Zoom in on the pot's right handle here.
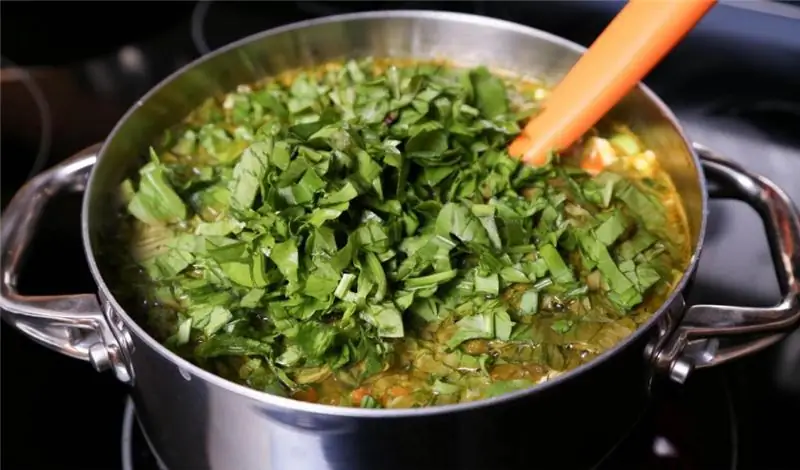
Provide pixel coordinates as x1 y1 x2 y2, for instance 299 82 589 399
0 143 132 383
652 143 800 384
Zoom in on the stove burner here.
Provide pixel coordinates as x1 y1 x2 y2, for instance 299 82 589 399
0 56 53 180
293 1 454 18
190 0 297 55
122 399 169 470
190 1 213 56
121 375 736 470
188 1 470 56
718 100 800 147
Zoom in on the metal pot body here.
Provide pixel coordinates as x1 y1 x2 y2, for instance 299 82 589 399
129 319 660 470
2 11 799 470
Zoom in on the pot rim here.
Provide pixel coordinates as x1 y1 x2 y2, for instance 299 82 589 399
82 9 709 418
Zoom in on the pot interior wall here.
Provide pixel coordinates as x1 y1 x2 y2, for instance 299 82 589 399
85 11 704 299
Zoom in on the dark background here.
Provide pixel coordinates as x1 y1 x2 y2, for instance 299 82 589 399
2 2 800 469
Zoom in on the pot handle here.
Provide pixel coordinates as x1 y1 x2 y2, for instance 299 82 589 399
0 143 132 383
652 143 800 384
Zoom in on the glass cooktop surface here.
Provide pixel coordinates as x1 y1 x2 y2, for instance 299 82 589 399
2 2 799 470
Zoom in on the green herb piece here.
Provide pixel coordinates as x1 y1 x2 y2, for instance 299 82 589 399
125 148 187 225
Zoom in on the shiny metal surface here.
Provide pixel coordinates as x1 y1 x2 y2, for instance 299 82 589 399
0 143 133 383
652 144 800 383
122 398 170 470
0 10 798 470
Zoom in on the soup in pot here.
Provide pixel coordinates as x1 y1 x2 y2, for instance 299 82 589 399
104 58 691 408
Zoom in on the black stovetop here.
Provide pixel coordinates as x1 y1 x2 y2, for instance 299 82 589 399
2 2 800 470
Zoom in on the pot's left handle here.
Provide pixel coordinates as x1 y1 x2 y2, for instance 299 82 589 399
0 143 133 383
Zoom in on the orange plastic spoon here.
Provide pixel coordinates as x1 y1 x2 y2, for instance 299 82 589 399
509 0 716 165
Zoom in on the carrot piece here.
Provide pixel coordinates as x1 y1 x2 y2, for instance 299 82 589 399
387 386 410 397
350 387 371 405
580 149 606 176
293 387 318 403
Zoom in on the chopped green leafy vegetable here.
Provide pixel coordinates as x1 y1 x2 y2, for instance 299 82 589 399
107 58 690 408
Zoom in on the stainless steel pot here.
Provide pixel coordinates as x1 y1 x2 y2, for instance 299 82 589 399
2 11 799 470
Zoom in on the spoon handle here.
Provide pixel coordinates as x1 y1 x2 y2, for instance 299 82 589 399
509 0 716 164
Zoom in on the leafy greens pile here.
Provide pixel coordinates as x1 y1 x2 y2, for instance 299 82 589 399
115 58 685 404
